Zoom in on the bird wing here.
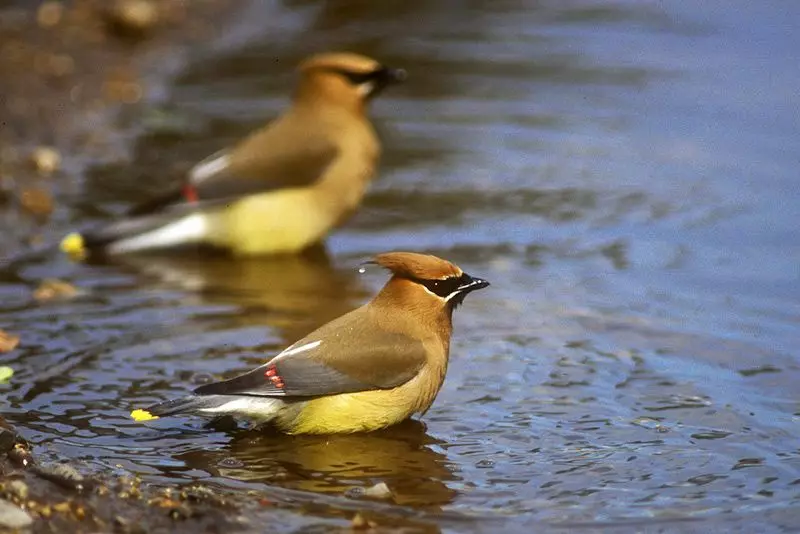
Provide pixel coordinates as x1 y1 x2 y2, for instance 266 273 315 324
186 115 340 200
126 115 340 217
193 308 427 398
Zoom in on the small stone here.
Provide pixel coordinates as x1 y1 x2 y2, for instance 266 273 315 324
8 443 33 468
351 513 367 529
0 499 33 529
48 53 75 77
33 279 78 301
167 504 191 521
34 463 89 492
52 501 71 513
360 482 393 501
5 480 28 501
0 331 19 353
0 428 16 453
20 187 54 217
217 457 244 469
182 485 215 501
150 497 182 509
106 0 160 37
350 513 377 530
30 146 60 175
37 1 63 28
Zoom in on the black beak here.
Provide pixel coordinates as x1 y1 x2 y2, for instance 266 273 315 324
446 272 489 309
343 66 405 99
458 273 490 293
370 66 406 96
382 67 407 84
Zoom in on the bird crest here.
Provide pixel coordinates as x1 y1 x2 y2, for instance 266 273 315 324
367 252 463 281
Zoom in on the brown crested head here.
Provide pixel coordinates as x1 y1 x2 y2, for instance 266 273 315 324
294 52 405 109
370 251 462 280
368 252 489 309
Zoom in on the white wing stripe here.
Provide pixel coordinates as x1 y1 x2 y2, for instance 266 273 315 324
278 340 322 358
109 213 208 254
191 152 230 184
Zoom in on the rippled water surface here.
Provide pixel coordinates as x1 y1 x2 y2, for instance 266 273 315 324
2 1 799 531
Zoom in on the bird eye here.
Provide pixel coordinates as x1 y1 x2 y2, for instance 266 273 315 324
326 67 381 86
417 277 461 298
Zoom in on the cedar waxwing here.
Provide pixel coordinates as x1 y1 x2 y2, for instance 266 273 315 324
60 52 406 258
130 251 489 434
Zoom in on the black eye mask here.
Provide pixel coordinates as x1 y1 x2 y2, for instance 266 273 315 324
417 275 466 298
326 66 406 88
412 272 488 299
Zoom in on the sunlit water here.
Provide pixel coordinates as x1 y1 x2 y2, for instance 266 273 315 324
1 1 798 531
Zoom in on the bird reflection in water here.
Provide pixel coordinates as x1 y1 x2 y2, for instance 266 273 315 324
101 245 368 343
175 419 458 508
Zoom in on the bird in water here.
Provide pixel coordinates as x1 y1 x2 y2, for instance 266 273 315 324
130 252 489 434
61 52 405 258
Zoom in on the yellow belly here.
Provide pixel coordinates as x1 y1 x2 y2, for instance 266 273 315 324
210 189 336 256
277 386 427 435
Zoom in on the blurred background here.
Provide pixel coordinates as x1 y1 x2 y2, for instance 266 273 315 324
0 0 798 531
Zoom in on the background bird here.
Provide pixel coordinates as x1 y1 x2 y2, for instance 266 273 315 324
61 52 406 258
130 251 489 434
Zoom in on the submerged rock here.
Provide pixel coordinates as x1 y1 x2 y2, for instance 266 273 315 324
0 499 33 529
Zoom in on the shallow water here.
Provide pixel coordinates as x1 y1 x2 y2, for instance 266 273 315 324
2 0 799 531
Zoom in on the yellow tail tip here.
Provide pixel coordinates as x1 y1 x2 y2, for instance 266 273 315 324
60 232 86 260
130 409 159 422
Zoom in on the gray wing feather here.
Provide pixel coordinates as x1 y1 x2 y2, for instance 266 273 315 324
186 121 340 201
193 310 427 399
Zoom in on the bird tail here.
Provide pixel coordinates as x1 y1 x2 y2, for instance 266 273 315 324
130 395 221 421
60 207 218 259
130 394 283 423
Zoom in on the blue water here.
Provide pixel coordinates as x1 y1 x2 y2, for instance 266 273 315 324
1 1 798 531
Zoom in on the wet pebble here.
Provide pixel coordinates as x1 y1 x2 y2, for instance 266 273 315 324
0 331 20 353
350 513 377 530
113 515 147 534
167 504 192 521
217 457 244 469
33 463 91 492
30 146 60 175
181 485 216 502
33 279 79 301
632 416 669 432
105 0 160 38
8 444 33 468
345 482 393 501
0 499 32 529
36 1 63 28
20 187 54 218
4 480 29 501
0 429 16 453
